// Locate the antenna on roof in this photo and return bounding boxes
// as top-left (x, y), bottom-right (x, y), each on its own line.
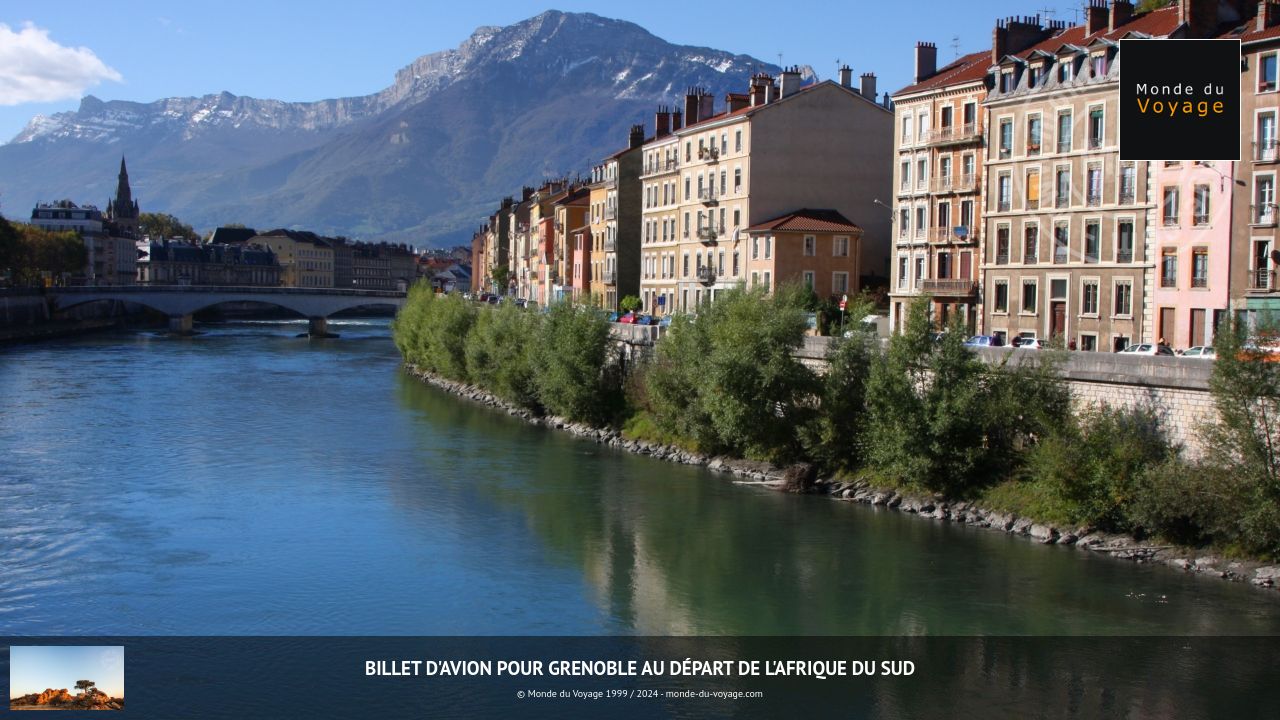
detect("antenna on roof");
top-left (950, 36), bottom-right (961, 58)
top-left (777, 52), bottom-right (783, 68)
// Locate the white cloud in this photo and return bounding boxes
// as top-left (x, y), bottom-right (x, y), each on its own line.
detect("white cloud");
top-left (0, 22), bottom-right (122, 106)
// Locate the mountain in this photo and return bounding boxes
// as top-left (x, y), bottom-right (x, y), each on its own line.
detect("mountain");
top-left (0, 11), bottom-right (808, 246)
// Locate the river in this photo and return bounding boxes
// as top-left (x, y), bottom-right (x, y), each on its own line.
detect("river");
top-left (2, 317), bottom-right (1279, 638)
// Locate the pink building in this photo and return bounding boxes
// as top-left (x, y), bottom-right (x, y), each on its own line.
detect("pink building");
top-left (570, 224), bottom-right (592, 301)
top-left (1151, 161), bottom-right (1234, 350)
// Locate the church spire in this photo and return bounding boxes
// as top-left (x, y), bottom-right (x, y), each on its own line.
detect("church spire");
top-left (107, 156), bottom-right (140, 237)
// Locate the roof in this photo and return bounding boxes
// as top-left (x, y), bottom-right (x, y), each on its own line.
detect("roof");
top-left (745, 209), bottom-right (862, 234)
top-left (1222, 14), bottom-right (1280, 45)
top-left (893, 50), bottom-right (990, 97)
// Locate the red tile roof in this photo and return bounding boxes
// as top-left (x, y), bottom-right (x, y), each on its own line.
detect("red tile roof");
top-left (745, 209), bottom-right (861, 234)
top-left (893, 50), bottom-right (990, 97)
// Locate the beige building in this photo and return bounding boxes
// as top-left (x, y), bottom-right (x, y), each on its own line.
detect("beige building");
top-left (890, 47), bottom-right (988, 333)
top-left (642, 68), bottom-right (893, 315)
top-left (587, 169), bottom-right (610, 304)
top-left (1229, 4), bottom-right (1280, 324)
top-left (252, 230), bottom-right (334, 288)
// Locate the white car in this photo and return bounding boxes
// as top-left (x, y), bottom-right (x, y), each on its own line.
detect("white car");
top-left (1180, 346), bottom-right (1216, 359)
top-left (1119, 343), bottom-right (1176, 356)
top-left (1013, 337), bottom-right (1045, 350)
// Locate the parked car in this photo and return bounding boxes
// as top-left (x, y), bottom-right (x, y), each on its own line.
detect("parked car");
top-left (1012, 336), bottom-right (1045, 349)
top-left (1180, 346), bottom-right (1216, 359)
top-left (658, 315), bottom-right (672, 328)
top-left (618, 312), bottom-right (636, 324)
top-left (487, 295), bottom-right (500, 304)
top-left (1119, 343), bottom-right (1175, 356)
top-left (635, 314), bottom-right (655, 326)
top-left (963, 335), bottom-right (1004, 347)
top-left (607, 311), bottom-right (620, 323)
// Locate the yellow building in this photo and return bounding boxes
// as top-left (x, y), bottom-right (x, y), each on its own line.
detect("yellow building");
top-left (251, 230), bottom-right (334, 288)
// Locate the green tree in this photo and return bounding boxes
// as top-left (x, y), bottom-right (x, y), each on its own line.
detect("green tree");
top-left (74, 680), bottom-right (95, 697)
top-left (803, 294), bottom-right (876, 470)
top-left (490, 265), bottom-right (511, 294)
top-left (465, 301), bottom-right (540, 408)
top-left (419, 291), bottom-right (476, 380)
top-left (619, 295), bottom-right (642, 313)
top-left (139, 212), bottom-right (198, 241)
top-left (531, 300), bottom-right (615, 424)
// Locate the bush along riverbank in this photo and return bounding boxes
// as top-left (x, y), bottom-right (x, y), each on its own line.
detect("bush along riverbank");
top-left (393, 283), bottom-right (1280, 592)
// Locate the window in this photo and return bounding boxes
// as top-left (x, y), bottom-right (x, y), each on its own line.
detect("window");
top-left (994, 280), bottom-right (1009, 313)
top-left (1088, 106), bottom-right (1104, 149)
top-left (898, 208), bottom-right (909, 237)
top-left (1084, 221), bottom-right (1100, 263)
top-left (937, 201), bottom-right (951, 231)
top-left (1119, 163), bottom-right (1137, 204)
top-left (1027, 115), bottom-right (1042, 154)
top-left (915, 257), bottom-right (925, 281)
top-left (1056, 167), bottom-right (1071, 208)
top-left (683, 253), bottom-right (689, 277)
top-left (803, 271), bottom-right (815, 288)
top-left (1086, 164), bottom-right (1103, 206)
top-left (1091, 53), bottom-right (1108, 78)
top-left (735, 130), bottom-right (742, 153)
top-left (1059, 60), bottom-right (1072, 84)
top-left (1021, 280), bottom-right (1038, 315)
top-left (1194, 184), bottom-right (1211, 225)
top-left (1057, 111), bottom-right (1072, 153)
top-left (803, 235), bottom-right (816, 256)
top-left (937, 252), bottom-right (951, 279)
top-left (1000, 70), bottom-right (1015, 93)
top-left (764, 237), bottom-right (772, 259)
top-left (998, 173), bottom-right (1011, 211)
top-left (1261, 52), bottom-right (1277, 93)
top-left (902, 116), bottom-right (913, 143)
top-left (998, 119), bottom-right (1013, 158)
top-left (898, 257), bottom-right (907, 288)
top-left (917, 158), bottom-right (927, 189)
top-left (833, 272), bottom-right (849, 294)
top-left (996, 225), bottom-right (1010, 264)
top-left (1026, 169), bottom-right (1040, 209)
top-left (939, 156), bottom-right (952, 184)
top-left (1080, 333), bottom-right (1097, 352)
top-left (1161, 248), bottom-right (1178, 287)
top-left (1029, 64), bottom-right (1042, 87)
top-left (763, 271), bottom-right (771, 291)
top-left (1114, 281), bottom-right (1133, 316)
top-left (960, 200), bottom-right (974, 229)
top-left (1256, 176), bottom-right (1276, 223)
top-left (1163, 186), bottom-right (1180, 226)
top-left (900, 161), bottom-right (910, 190)
top-left (1024, 225), bottom-right (1039, 264)
top-left (684, 177), bottom-right (691, 201)
top-left (916, 206), bottom-right (927, 237)
top-left (1117, 220), bottom-right (1135, 262)
top-left (733, 209), bottom-right (741, 227)
top-left (1054, 223), bottom-right (1069, 263)
top-left (732, 251), bottom-right (740, 276)
top-left (734, 168), bottom-right (742, 192)
top-left (963, 102), bottom-right (976, 128)
top-left (1082, 280), bottom-right (1099, 315)
top-left (1192, 248), bottom-right (1209, 288)
top-left (834, 236), bottom-right (850, 257)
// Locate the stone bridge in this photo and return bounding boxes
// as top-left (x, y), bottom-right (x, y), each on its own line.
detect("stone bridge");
top-left (49, 285), bottom-right (407, 335)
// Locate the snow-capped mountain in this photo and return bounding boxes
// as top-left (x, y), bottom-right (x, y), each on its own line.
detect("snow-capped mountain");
top-left (0, 11), bottom-right (816, 245)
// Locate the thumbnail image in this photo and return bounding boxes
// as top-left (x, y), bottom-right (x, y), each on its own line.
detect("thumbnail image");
top-left (9, 646), bottom-right (124, 711)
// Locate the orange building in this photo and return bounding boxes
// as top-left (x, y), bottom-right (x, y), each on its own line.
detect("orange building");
top-left (743, 209), bottom-right (863, 300)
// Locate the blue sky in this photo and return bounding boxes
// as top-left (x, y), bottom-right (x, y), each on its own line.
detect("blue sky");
top-left (9, 646), bottom-right (125, 698)
top-left (0, 1), bottom-right (1091, 143)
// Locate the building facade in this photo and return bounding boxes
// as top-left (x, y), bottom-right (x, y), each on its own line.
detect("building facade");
top-left (890, 49), bottom-right (988, 333)
top-left (251, 230), bottom-right (334, 288)
top-left (138, 241), bottom-right (280, 286)
top-left (743, 209), bottom-right (863, 300)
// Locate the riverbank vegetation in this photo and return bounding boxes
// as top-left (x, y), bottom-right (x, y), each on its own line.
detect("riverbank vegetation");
top-left (393, 283), bottom-right (1280, 560)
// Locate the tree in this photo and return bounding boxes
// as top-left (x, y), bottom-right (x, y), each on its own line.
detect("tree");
top-left (491, 265), bottom-right (511, 294)
top-left (619, 295), bottom-right (642, 313)
top-left (531, 300), bottom-right (616, 424)
top-left (139, 212), bottom-right (198, 241)
top-left (74, 680), bottom-right (95, 697)
top-left (803, 294), bottom-right (875, 470)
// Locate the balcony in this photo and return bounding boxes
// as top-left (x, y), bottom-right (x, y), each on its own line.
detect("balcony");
top-left (1191, 275), bottom-right (1208, 289)
top-left (604, 206), bottom-right (617, 221)
top-left (1088, 136), bottom-right (1103, 150)
top-left (1055, 195), bottom-right (1070, 209)
top-left (1256, 140), bottom-right (1278, 163)
top-left (1117, 248), bottom-right (1134, 263)
top-left (697, 225), bottom-right (722, 243)
top-left (1026, 197), bottom-right (1039, 210)
top-left (1086, 194), bottom-right (1102, 207)
top-left (927, 227), bottom-right (976, 244)
top-left (1119, 190), bottom-right (1136, 205)
top-left (1053, 247), bottom-right (1069, 264)
top-left (997, 199), bottom-right (1011, 212)
top-left (697, 146), bottom-right (720, 163)
top-left (995, 252), bottom-right (1010, 265)
top-left (1194, 213), bottom-right (1210, 226)
top-left (998, 147), bottom-right (1012, 160)
top-left (1026, 142), bottom-right (1042, 156)
top-left (1251, 268), bottom-right (1273, 292)
top-left (924, 123), bottom-right (981, 147)
top-left (1253, 204), bottom-right (1278, 226)
top-left (696, 265), bottom-right (716, 284)
top-left (603, 269), bottom-right (616, 285)
top-left (1024, 247), bottom-right (1039, 264)
top-left (921, 279), bottom-right (977, 296)
top-left (603, 237), bottom-right (616, 252)
top-left (1057, 140), bottom-right (1072, 153)
top-left (697, 187), bottom-right (719, 205)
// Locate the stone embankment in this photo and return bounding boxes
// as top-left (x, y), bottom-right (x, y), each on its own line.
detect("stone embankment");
top-left (405, 365), bottom-right (1280, 594)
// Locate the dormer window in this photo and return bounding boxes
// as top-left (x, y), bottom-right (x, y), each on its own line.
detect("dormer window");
top-left (1091, 53), bottom-right (1108, 78)
top-left (1058, 61), bottom-right (1071, 83)
top-left (1000, 70), bottom-right (1015, 93)
top-left (1028, 64), bottom-right (1042, 87)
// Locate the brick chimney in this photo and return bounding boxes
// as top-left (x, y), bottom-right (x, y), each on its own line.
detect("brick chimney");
top-left (838, 65), bottom-right (853, 88)
top-left (654, 106), bottom-right (671, 138)
top-left (779, 66), bottom-right (802, 98)
top-left (765, 80), bottom-right (779, 103)
top-left (992, 16), bottom-right (1052, 66)
top-left (726, 92), bottom-right (749, 112)
top-left (671, 110), bottom-right (682, 130)
top-left (749, 73), bottom-right (772, 106)
top-left (860, 72), bottom-right (877, 100)
top-left (1178, 0), bottom-right (1218, 38)
top-left (698, 89), bottom-right (714, 120)
top-left (1086, 0), bottom-right (1108, 35)
top-left (1260, 0), bottom-right (1280, 30)
top-left (629, 124), bottom-right (645, 149)
top-left (915, 42), bottom-right (937, 83)
top-left (1109, 0), bottom-right (1135, 31)
top-left (683, 87), bottom-right (702, 126)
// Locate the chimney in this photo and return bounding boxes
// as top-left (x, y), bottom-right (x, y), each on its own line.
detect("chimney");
top-left (684, 87), bottom-right (702, 125)
top-left (838, 65), bottom-right (853, 88)
top-left (1178, 0), bottom-right (1217, 38)
top-left (915, 42), bottom-right (938, 83)
top-left (629, 124), bottom-right (644, 149)
top-left (1260, 0), bottom-right (1280, 30)
top-left (860, 72), bottom-right (877, 100)
top-left (778, 66), bottom-right (801, 98)
top-left (522, 186), bottom-right (534, 202)
top-left (749, 74), bottom-right (770, 106)
top-left (654, 106), bottom-right (671, 138)
top-left (698, 89), bottom-right (714, 120)
top-left (992, 16), bottom-right (1051, 66)
top-left (726, 92), bottom-right (749, 112)
top-left (764, 78), bottom-right (779, 103)
top-left (671, 110), bottom-right (683, 130)
top-left (1086, 0), bottom-right (1108, 35)
top-left (1109, 0), bottom-right (1134, 31)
